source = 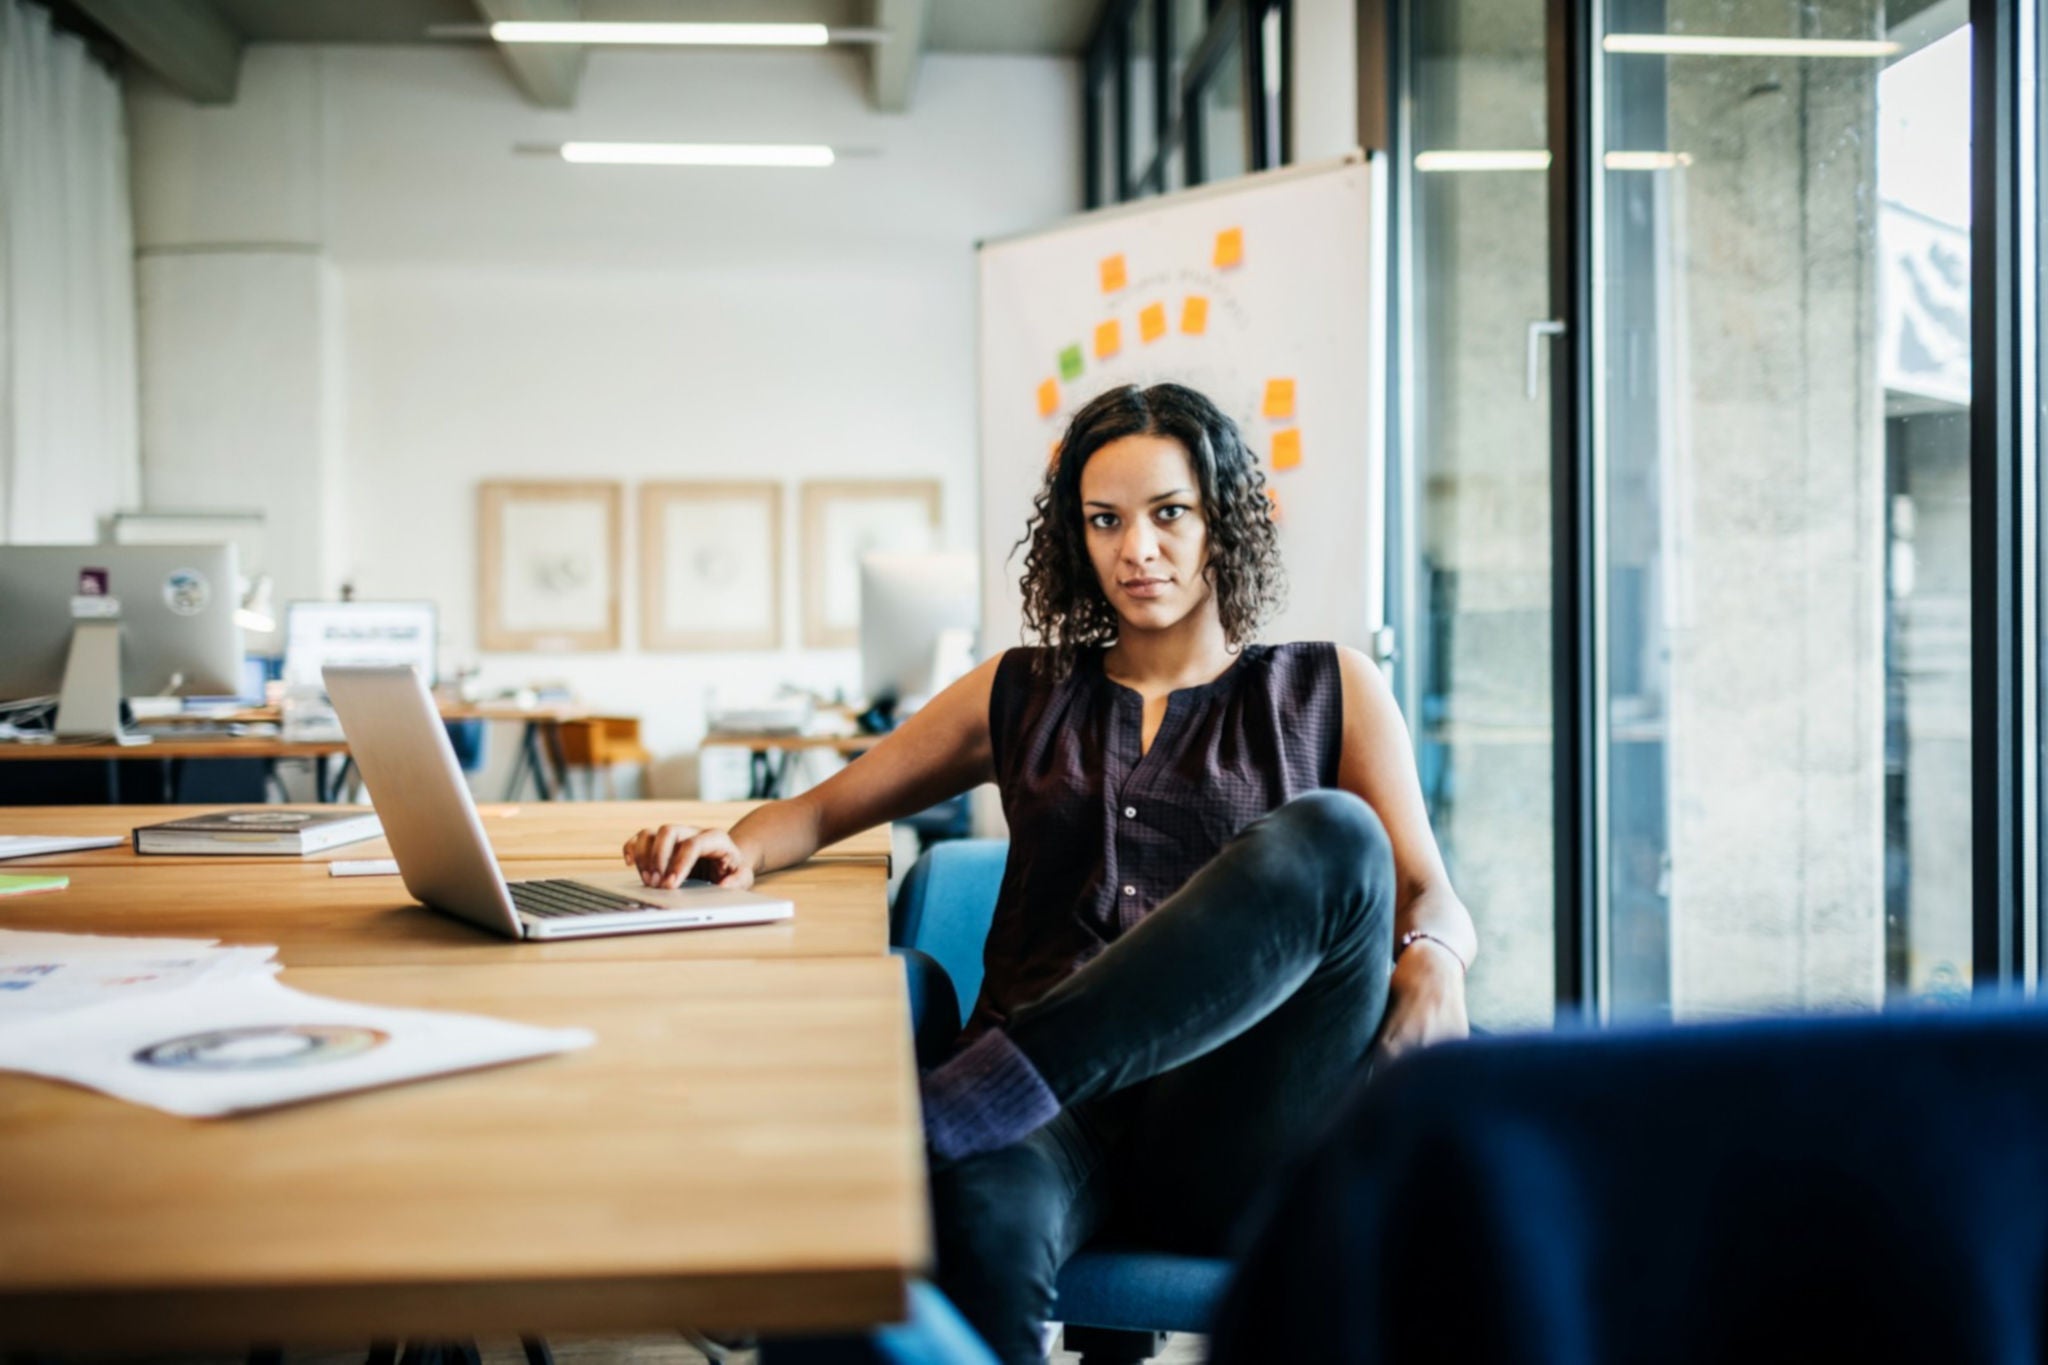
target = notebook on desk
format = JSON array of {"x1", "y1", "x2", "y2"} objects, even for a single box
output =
[{"x1": 322, "y1": 665, "x2": 791, "y2": 941}]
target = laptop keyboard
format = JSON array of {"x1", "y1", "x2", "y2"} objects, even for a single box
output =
[{"x1": 510, "y1": 879, "x2": 660, "y2": 919}]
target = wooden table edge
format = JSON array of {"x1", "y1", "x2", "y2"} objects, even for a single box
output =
[{"x1": 0, "y1": 1266, "x2": 914, "y2": 1350}]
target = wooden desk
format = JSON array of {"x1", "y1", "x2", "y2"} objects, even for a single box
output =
[
  {"x1": 0, "y1": 802, "x2": 892, "y2": 869},
  {"x1": 0, "y1": 858, "x2": 894, "y2": 963},
  {"x1": 0, "y1": 738, "x2": 349, "y2": 760},
  {"x1": 0, "y1": 958, "x2": 926, "y2": 1349}
]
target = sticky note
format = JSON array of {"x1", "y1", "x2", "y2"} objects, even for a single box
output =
[
  {"x1": 1037, "y1": 378, "x2": 1060, "y2": 418},
  {"x1": 1271, "y1": 428, "x2": 1302, "y2": 471},
  {"x1": 1059, "y1": 345, "x2": 1085, "y2": 381},
  {"x1": 1265, "y1": 486, "x2": 1283, "y2": 521},
  {"x1": 1100, "y1": 253, "x2": 1128, "y2": 293},
  {"x1": 1181, "y1": 295, "x2": 1209, "y2": 335},
  {"x1": 1263, "y1": 378, "x2": 1296, "y2": 420},
  {"x1": 1139, "y1": 301, "x2": 1167, "y2": 344},
  {"x1": 1049, "y1": 440, "x2": 1063, "y2": 466},
  {"x1": 1214, "y1": 227, "x2": 1244, "y2": 268},
  {"x1": 1094, "y1": 319, "x2": 1122, "y2": 360}
]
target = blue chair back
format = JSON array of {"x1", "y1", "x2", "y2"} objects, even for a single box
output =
[{"x1": 890, "y1": 838, "x2": 1008, "y2": 1034}]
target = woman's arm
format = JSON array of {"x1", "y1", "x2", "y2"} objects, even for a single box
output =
[
  {"x1": 1333, "y1": 645, "x2": 1477, "y2": 1057},
  {"x1": 626, "y1": 652, "x2": 1005, "y2": 888}
]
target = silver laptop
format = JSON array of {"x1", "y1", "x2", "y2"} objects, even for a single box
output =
[{"x1": 322, "y1": 665, "x2": 793, "y2": 940}]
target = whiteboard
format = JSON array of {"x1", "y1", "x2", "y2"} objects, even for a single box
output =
[{"x1": 977, "y1": 153, "x2": 1386, "y2": 656}]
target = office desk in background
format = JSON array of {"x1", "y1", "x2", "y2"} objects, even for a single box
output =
[
  {"x1": 0, "y1": 801, "x2": 924, "y2": 1350},
  {"x1": 0, "y1": 700, "x2": 609, "y2": 804},
  {"x1": 705, "y1": 730, "x2": 878, "y2": 800}
]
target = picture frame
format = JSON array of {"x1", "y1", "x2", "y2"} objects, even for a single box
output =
[
  {"x1": 477, "y1": 480, "x2": 623, "y2": 652},
  {"x1": 639, "y1": 481, "x2": 783, "y2": 652},
  {"x1": 800, "y1": 479, "x2": 942, "y2": 649}
]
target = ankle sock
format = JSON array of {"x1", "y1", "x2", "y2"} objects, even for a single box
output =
[{"x1": 921, "y1": 1029, "x2": 1059, "y2": 1162}]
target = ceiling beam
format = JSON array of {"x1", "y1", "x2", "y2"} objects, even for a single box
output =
[
  {"x1": 68, "y1": 0, "x2": 242, "y2": 104},
  {"x1": 869, "y1": 0, "x2": 930, "y2": 113},
  {"x1": 473, "y1": 0, "x2": 585, "y2": 109}
]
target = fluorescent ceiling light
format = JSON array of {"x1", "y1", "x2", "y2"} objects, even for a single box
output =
[
  {"x1": 1604, "y1": 34, "x2": 1902, "y2": 58},
  {"x1": 1413, "y1": 150, "x2": 1551, "y2": 173},
  {"x1": 559, "y1": 141, "x2": 836, "y2": 168},
  {"x1": 1604, "y1": 150, "x2": 1694, "y2": 170},
  {"x1": 492, "y1": 21, "x2": 830, "y2": 46}
]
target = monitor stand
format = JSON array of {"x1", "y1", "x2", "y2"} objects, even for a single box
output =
[{"x1": 54, "y1": 621, "x2": 151, "y2": 745}]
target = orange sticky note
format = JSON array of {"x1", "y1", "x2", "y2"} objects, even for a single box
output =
[
  {"x1": 1262, "y1": 378, "x2": 1296, "y2": 420},
  {"x1": 1271, "y1": 428, "x2": 1302, "y2": 471},
  {"x1": 1180, "y1": 295, "x2": 1209, "y2": 335},
  {"x1": 1265, "y1": 486, "x2": 1283, "y2": 521},
  {"x1": 1037, "y1": 378, "x2": 1059, "y2": 418},
  {"x1": 1214, "y1": 227, "x2": 1244, "y2": 268},
  {"x1": 1100, "y1": 254, "x2": 1128, "y2": 293},
  {"x1": 1094, "y1": 318, "x2": 1122, "y2": 360},
  {"x1": 1138, "y1": 301, "x2": 1167, "y2": 343}
]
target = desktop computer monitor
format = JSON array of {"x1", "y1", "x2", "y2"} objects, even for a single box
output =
[
  {"x1": 860, "y1": 553, "x2": 979, "y2": 713},
  {"x1": 284, "y1": 601, "x2": 438, "y2": 694},
  {"x1": 0, "y1": 543, "x2": 244, "y2": 702}
]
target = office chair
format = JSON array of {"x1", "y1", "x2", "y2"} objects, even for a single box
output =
[
  {"x1": 891, "y1": 839, "x2": 1233, "y2": 1365},
  {"x1": 1208, "y1": 1004, "x2": 2048, "y2": 1364}
]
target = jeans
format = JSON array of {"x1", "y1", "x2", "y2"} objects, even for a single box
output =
[{"x1": 930, "y1": 790, "x2": 1398, "y2": 1365}]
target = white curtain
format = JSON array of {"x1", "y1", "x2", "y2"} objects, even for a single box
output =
[{"x1": 0, "y1": 0, "x2": 139, "y2": 543}]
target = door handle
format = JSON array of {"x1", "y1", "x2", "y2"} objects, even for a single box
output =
[{"x1": 1526, "y1": 319, "x2": 1566, "y2": 400}]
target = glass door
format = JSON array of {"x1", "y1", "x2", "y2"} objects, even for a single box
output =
[{"x1": 1582, "y1": 0, "x2": 1975, "y2": 1020}]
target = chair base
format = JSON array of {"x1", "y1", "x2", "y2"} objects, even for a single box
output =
[{"x1": 1059, "y1": 1325, "x2": 1169, "y2": 1364}]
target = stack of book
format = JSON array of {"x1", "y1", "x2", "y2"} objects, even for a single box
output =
[{"x1": 133, "y1": 810, "x2": 382, "y2": 857}]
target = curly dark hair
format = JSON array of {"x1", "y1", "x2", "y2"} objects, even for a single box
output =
[{"x1": 1015, "y1": 382, "x2": 1284, "y2": 680}]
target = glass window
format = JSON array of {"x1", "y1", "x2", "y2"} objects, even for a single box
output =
[
  {"x1": 1196, "y1": 28, "x2": 1248, "y2": 183},
  {"x1": 1128, "y1": 0, "x2": 1160, "y2": 193},
  {"x1": 1093, "y1": 44, "x2": 1122, "y2": 206},
  {"x1": 1172, "y1": 0, "x2": 1210, "y2": 85},
  {"x1": 1400, "y1": 0, "x2": 1554, "y2": 1032},
  {"x1": 1597, "y1": 5, "x2": 1972, "y2": 1019}
]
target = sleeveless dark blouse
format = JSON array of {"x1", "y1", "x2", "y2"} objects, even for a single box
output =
[{"x1": 969, "y1": 641, "x2": 1344, "y2": 1039}]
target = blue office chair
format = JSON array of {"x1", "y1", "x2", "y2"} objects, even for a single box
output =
[{"x1": 891, "y1": 839, "x2": 1233, "y2": 1365}]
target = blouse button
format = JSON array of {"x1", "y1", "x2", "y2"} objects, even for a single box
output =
[
  {"x1": 1123, "y1": 885, "x2": 1137, "y2": 897},
  {"x1": 1123, "y1": 806, "x2": 1137, "y2": 819}
]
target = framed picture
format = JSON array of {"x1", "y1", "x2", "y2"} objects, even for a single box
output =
[
  {"x1": 800, "y1": 479, "x2": 942, "y2": 649},
  {"x1": 639, "y1": 481, "x2": 782, "y2": 651},
  {"x1": 477, "y1": 480, "x2": 622, "y2": 652}
]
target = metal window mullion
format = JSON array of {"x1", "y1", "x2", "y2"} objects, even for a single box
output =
[
  {"x1": 1548, "y1": 0, "x2": 1605, "y2": 1023},
  {"x1": 1972, "y1": 0, "x2": 2034, "y2": 993}
]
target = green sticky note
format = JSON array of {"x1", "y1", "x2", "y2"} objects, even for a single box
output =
[
  {"x1": 0, "y1": 874, "x2": 67, "y2": 897},
  {"x1": 1059, "y1": 345, "x2": 1084, "y2": 382}
]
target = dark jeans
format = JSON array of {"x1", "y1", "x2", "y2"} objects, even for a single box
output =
[{"x1": 930, "y1": 790, "x2": 1398, "y2": 1365}]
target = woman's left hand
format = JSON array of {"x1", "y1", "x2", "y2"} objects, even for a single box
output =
[{"x1": 1373, "y1": 940, "x2": 1470, "y2": 1065}]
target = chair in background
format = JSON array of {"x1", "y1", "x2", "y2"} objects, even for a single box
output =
[
  {"x1": 890, "y1": 839, "x2": 1233, "y2": 1365},
  {"x1": 1208, "y1": 1004, "x2": 2048, "y2": 1364},
  {"x1": 555, "y1": 715, "x2": 650, "y2": 799}
]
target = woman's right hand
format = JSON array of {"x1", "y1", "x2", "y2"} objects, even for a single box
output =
[{"x1": 623, "y1": 824, "x2": 756, "y2": 890}]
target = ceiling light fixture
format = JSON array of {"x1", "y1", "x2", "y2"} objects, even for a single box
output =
[
  {"x1": 556, "y1": 141, "x2": 837, "y2": 168},
  {"x1": 1413, "y1": 150, "x2": 1551, "y2": 173},
  {"x1": 1604, "y1": 34, "x2": 1901, "y2": 58},
  {"x1": 1604, "y1": 150, "x2": 1695, "y2": 170},
  {"x1": 489, "y1": 21, "x2": 836, "y2": 46}
]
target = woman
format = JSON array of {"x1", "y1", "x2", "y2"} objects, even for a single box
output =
[{"x1": 624, "y1": 383, "x2": 1474, "y2": 1363}]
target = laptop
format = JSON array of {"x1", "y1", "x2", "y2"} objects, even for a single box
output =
[{"x1": 322, "y1": 665, "x2": 793, "y2": 940}]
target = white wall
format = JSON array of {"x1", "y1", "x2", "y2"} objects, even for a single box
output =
[{"x1": 129, "y1": 43, "x2": 1080, "y2": 792}]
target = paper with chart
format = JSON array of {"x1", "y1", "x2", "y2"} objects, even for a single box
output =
[{"x1": 0, "y1": 929, "x2": 593, "y2": 1116}]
